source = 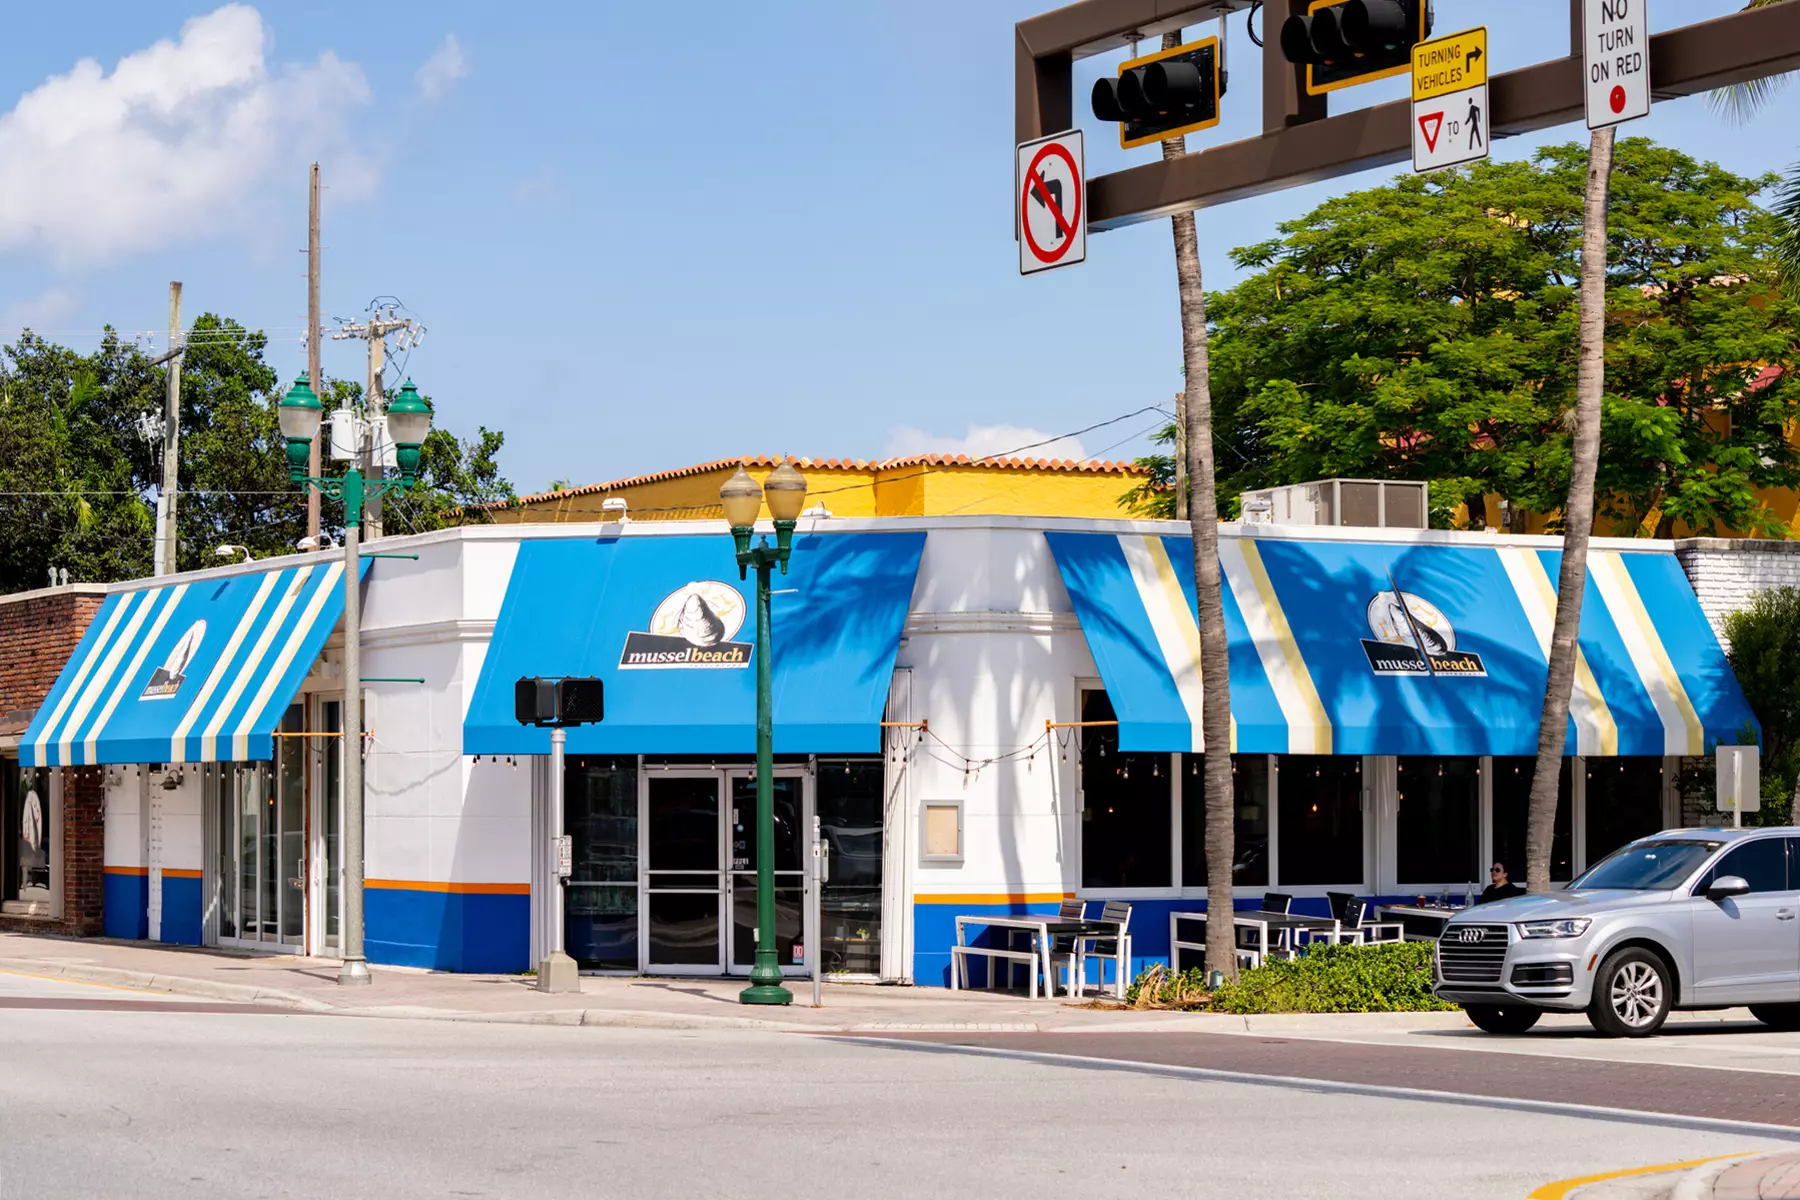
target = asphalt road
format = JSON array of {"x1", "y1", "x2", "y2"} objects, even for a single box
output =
[{"x1": 1, "y1": 970, "x2": 1796, "y2": 1200}]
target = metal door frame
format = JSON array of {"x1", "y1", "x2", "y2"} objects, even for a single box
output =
[
  {"x1": 210, "y1": 759, "x2": 306, "y2": 953},
  {"x1": 722, "y1": 765, "x2": 813, "y2": 978},
  {"x1": 639, "y1": 769, "x2": 728, "y2": 975}
]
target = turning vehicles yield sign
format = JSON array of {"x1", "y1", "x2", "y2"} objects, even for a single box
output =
[
  {"x1": 1411, "y1": 27, "x2": 1489, "y2": 174},
  {"x1": 1017, "y1": 129, "x2": 1085, "y2": 276}
]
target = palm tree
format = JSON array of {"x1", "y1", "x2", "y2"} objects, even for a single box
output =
[
  {"x1": 1158, "y1": 31, "x2": 1238, "y2": 976},
  {"x1": 1525, "y1": 127, "x2": 1616, "y2": 893},
  {"x1": 1714, "y1": 0, "x2": 1800, "y2": 292}
]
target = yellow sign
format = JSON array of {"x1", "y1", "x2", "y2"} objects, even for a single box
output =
[{"x1": 1412, "y1": 27, "x2": 1487, "y2": 103}]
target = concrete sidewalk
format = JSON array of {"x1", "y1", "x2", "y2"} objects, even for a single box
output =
[{"x1": 7, "y1": 931, "x2": 1448, "y2": 1033}]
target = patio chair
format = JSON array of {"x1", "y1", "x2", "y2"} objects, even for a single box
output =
[
  {"x1": 1243, "y1": 892, "x2": 1297, "y2": 959},
  {"x1": 1053, "y1": 900, "x2": 1133, "y2": 999},
  {"x1": 1318, "y1": 892, "x2": 1403, "y2": 945}
]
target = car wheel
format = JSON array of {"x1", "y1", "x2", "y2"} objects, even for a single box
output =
[
  {"x1": 1464, "y1": 1004, "x2": 1542, "y2": 1035},
  {"x1": 1587, "y1": 948, "x2": 1671, "y2": 1038},
  {"x1": 1749, "y1": 1003, "x2": 1800, "y2": 1031}
]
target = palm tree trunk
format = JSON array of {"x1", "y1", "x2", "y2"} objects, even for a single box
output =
[
  {"x1": 1159, "y1": 31, "x2": 1237, "y2": 978},
  {"x1": 1526, "y1": 126, "x2": 1615, "y2": 893}
]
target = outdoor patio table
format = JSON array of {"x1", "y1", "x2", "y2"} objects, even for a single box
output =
[
  {"x1": 950, "y1": 915, "x2": 1113, "y2": 997},
  {"x1": 1376, "y1": 905, "x2": 1465, "y2": 941},
  {"x1": 1233, "y1": 912, "x2": 1341, "y2": 961}
]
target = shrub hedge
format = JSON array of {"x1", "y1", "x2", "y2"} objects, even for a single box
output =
[{"x1": 1126, "y1": 941, "x2": 1455, "y2": 1014}]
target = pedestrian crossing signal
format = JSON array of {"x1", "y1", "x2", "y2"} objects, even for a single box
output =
[
  {"x1": 1281, "y1": 0, "x2": 1430, "y2": 96},
  {"x1": 1091, "y1": 36, "x2": 1225, "y2": 150}
]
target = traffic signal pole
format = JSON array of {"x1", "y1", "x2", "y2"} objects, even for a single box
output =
[{"x1": 1017, "y1": 1, "x2": 1800, "y2": 231}]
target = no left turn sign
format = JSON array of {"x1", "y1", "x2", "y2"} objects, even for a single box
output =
[{"x1": 1017, "y1": 129, "x2": 1085, "y2": 276}]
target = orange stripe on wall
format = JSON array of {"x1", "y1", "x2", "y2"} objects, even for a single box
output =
[
  {"x1": 162, "y1": 868, "x2": 202, "y2": 879},
  {"x1": 916, "y1": 892, "x2": 1072, "y2": 906},
  {"x1": 104, "y1": 865, "x2": 148, "y2": 876},
  {"x1": 364, "y1": 879, "x2": 531, "y2": 895}
]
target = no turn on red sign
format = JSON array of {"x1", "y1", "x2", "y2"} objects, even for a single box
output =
[
  {"x1": 1584, "y1": 0, "x2": 1651, "y2": 129},
  {"x1": 1017, "y1": 129, "x2": 1085, "y2": 276}
]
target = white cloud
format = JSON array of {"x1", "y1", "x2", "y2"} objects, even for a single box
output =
[
  {"x1": 884, "y1": 423, "x2": 1089, "y2": 462},
  {"x1": 510, "y1": 167, "x2": 565, "y2": 209},
  {"x1": 415, "y1": 34, "x2": 467, "y2": 103},
  {"x1": 0, "y1": 5, "x2": 372, "y2": 263},
  {"x1": 0, "y1": 287, "x2": 79, "y2": 332}
]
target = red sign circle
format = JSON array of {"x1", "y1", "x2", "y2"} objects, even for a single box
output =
[
  {"x1": 1021, "y1": 142, "x2": 1082, "y2": 265},
  {"x1": 1609, "y1": 84, "x2": 1626, "y2": 114}
]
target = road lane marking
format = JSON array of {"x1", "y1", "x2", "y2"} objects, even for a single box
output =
[
  {"x1": 0, "y1": 969, "x2": 167, "y2": 996},
  {"x1": 1526, "y1": 1152, "x2": 1755, "y2": 1199},
  {"x1": 838, "y1": 1037, "x2": 1800, "y2": 1141}
]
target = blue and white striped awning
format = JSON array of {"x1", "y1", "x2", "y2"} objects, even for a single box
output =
[
  {"x1": 20, "y1": 561, "x2": 366, "y2": 766},
  {"x1": 1046, "y1": 530, "x2": 1758, "y2": 758}
]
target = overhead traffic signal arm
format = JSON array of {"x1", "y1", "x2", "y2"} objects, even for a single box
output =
[{"x1": 1281, "y1": 0, "x2": 1429, "y2": 95}]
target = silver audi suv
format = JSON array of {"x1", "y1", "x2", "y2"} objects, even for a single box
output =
[{"x1": 1435, "y1": 828, "x2": 1800, "y2": 1037}]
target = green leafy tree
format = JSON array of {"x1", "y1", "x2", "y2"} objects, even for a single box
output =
[
  {"x1": 0, "y1": 332, "x2": 161, "y2": 590},
  {"x1": 1127, "y1": 139, "x2": 1800, "y2": 537},
  {"x1": 0, "y1": 321, "x2": 515, "y2": 591},
  {"x1": 1724, "y1": 586, "x2": 1800, "y2": 824}
]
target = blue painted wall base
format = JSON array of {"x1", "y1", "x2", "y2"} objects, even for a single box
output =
[{"x1": 366, "y1": 888, "x2": 530, "y2": 974}]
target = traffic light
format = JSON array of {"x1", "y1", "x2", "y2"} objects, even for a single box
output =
[
  {"x1": 1091, "y1": 36, "x2": 1225, "y2": 150},
  {"x1": 1280, "y1": 0, "x2": 1430, "y2": 95},
  {"x1": 515, "y1": 676, "x2": 605, "y2": 727}
]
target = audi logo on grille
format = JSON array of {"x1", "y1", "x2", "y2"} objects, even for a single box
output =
[{"x1": 1455, "y1": 927, "x2": 1486, "y2": 943}]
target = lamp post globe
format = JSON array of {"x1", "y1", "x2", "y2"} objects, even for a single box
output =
[
  {"x1": 719, "y1": 465, "x2": 764, "y2": 530},
  {"x1": 384, "y1": 378, "x2": 433, "y2": 484},
  {"x1": 279, "y1": 373, "x2": 324, "y2": 480},
  {"x1": 763, "y1": 460, "x2": 808, "y2": 522}
]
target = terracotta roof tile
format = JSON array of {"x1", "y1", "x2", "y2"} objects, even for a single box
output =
[{"x1": 498, "y1": 452, "x2": 1146, "y2": 508}]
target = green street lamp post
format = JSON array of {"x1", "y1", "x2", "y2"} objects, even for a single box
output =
[
  {"x1": 719, "y1": 460, "x2": 807, "y2": 1005},
  {"x1": 278, "y1": 373, "x2": 432, "y2": 986}
]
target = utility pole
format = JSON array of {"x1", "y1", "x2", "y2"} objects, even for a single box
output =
[
  {"x1": 332, "y1": 308, "x2": 422, "y2": 541},
  {"x1": 306, "y1": 165, "x2": 322, "y2": 550},
  {"x1": 155, "y1": 282, "x2": 183, "y2": 575}
]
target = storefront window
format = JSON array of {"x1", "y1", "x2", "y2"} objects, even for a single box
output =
[
  {"x1": 1584, "y1": 757, "x2": 1668, "y2": 866},
  {"x1": 1079, "y1": 690, "x2": 1171, "y2": 889},
  {"x1": 565, "y1": 756, "x2": 638, "y2": 970},
  {"x1": 1276, "y1": 756, "x2": 1364, "y2": 886},
  {"x1": 816, "y1": 758, "x2": 884, "y2": 975},
  {"x1": 3, "y1": 761, "x2": 50, "y2": 908},
  {"x1": 1181, "y1": 755, "x2": 1270, "y2": 888},
  {"x1": 1490, "y1": 757, "x2": 1573, "y2": 883},
  {"x1": 1396, "y1": 757, "x2": 1480, "y2": 887}
]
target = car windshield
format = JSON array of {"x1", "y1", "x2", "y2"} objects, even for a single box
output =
[{"x1": 1568, "y1": 839, "x2": 1722, "y2": 891}]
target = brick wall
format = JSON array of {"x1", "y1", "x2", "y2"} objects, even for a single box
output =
[
  {"x1": 1, "y1": 585, "x2": 108, "y2": 938},
  {"x1": 1674, "y1": 538, "x2": 1800, "y2": 650},
  {"x1": 0, "y1": 585, "x2": 107, "y2": 729}
]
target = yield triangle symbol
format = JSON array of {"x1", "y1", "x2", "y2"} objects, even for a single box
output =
[{"x1": 1418, "y1": 112, "x2": 1443, "y2": 152}]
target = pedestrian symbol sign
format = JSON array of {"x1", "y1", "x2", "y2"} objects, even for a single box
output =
[
  {"x1": 1016, "y1": 129, "x2": 1086, "y2": 276},
  {"x1": 1411, "y1": 27, "x2": 1489, "y2": 174}
]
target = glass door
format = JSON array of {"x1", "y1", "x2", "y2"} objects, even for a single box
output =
[
  {"x1": 211, "y1": 705, "x2": 308, "y2": 950},
  {"x1": 641, "y1": 774, "x2": 724, "y2": 973},
  {"x1": 726, "y1": 769, "x2": 810, "y2": 977},
  {"x1": 312, "y1": 698, "x2": 343, "y2": 955}
]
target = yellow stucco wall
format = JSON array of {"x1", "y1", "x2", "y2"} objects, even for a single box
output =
[{"x1": 484, "y1": 459, "x2": 1147, "y2": 523}]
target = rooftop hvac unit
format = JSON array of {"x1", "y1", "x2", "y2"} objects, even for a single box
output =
[{"x1": 1238, "y1": 478, "x2": 1428, "y2": 530}]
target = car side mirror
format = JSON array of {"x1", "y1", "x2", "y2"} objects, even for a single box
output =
[{"x1": 1707, "y1": 875, "x2": 1751, "y2": 901}]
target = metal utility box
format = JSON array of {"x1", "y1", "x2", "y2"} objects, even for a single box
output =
[{"x1": 1238, "y1": 478, "x2": 1428, "y2": 530}]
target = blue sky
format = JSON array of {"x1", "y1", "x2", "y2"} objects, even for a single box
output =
[{"x1": 0, "y1": 1, "x2": 1794, "y2": 496}]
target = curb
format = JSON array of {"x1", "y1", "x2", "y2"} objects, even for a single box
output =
[
  {"x1": 0, "y1": 958, "x2": 1041, "y2": 1033},
  {"x1": 1670, "y1": 1153, "x2": 1774, "y2": 1200},
  {"x1": 0, "y1": 957, "x2": 331, "y2": 1012}
]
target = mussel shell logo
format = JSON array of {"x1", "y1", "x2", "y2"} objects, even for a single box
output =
[
  {"x1": 1366, "y1": 591, "x2": 1455, "y2": 655},
  {"x1": 649, "y1": 582, "x2": 746, "y2": 648},
  {"x1": 621, "y1": 581, "x2": 753, "y2": 669},
  {"x1": 142, "y1": 619, "x2": 206, "y2": 699}
]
